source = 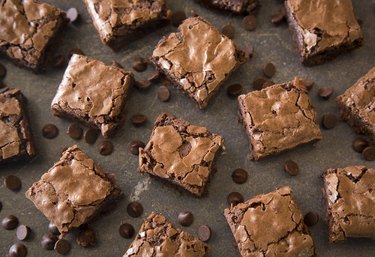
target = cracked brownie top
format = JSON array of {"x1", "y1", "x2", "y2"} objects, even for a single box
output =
[
  {"x1": 323, "y1": 166, "x2": 375, "y2": 242},
  {"x1": 224, "y1": 186, "x2": 315, "y2": 257},
  {"x1": 198, "y1": 0, "x2": 257, "y2": 14}
]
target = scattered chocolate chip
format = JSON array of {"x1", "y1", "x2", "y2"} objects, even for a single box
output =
[
  {"x1": 321, "y1": 113, "x2": 337, "y2": 129},
  {"x1": 263, "y1": 63, "x2": 276, "y2": 78},
  {"x1": 131, "y1": 114, "x2": 147, "y2": 126},
  {"x1": 68, "y1": 48, "x2": 84, "y2": 58},
  {"x1": 227, "y1": 84, "x2": 243, "y2": 97},
  {"x1": 52, "y1": 54, "x2": 66, "y2": 68},
  {"x1": 245, "y1": 45, "x2": 254, "y2": 60},
  {"x1": 42, "y1": 124, "x2": 59, "y2": 139},
  {"x1": 231, "y1": 168, "x2": 248, "y2": 184},
  {"x1": 135, "y1": 79, "x2": 152, "y2": 90},
  {"x1": 227, "y1": 192, "x2": 244, "y2": 206},
  {"x1": 221, "y1": 24, "x2": 235, "y2": 39},
  {"x1": 48, "y1": 223, "x2": 60, "y2": 235},
  {"x1": 0, "y1": 63, "x2": 6, "y2": 79},
  {"x1": 318, "y1": 86, "x2": 334, "y2": 99},
  {"x1": 5, "y1": 175, "x2": 22, "y2": 191},
  {"x1": 119, "y1": 223, "x2": 135, "y2": 239},
  {"x1": 253, "y1": 78, "x2": 267, "y2": 90},
  {"x1": 271, "y1": 6, "x2": 286, "y2": 25},
  {"x1": 301, "y1": 79, "x2": 314, "y2": 91},
  {"x1": 262, "y1": 80, "x2": 274, "y2": 88},
  {"x1": 76, "y1": 228, "x2": 97, "y2": 247},
  {"x1": 148, "y1": 71, "x2": 161, "y2": 82},
  {"x1": 247, "y1": 1, "x2": 258, "y2": 12},
  {"x1": 84, "y1": 128, "x2": 99, "y2": 145},
  {"x1": 362, "y1": 146, "x2": 375, "y2": 161},
  {"x1": 171, "y1": 10, "x2": 186, "y2": 27},
  {"x1": 0, "y1": 201, "x2": 2, "y2": 212},
  {"x1": 129, "y1": 140, "x2": 145, "y2": 155},
  {"x1": 55, "y1": 239, "x2": 71, "y2": 255},
  {"x1": 9, "y1": 243, "x2": 27, "y2": 257},
  {"x1": 242, "y1": 15, "x2": 257, "y2": 31},
  {"x1": 112, "y1": 61, "x2": 123, "y2": 69},
  {"x1": 2, "y1": 215, "x2": 19, "y2": 230},
  {"x1": 284, "y1": 160, "x2": 299, "y2": 176},
  {"x1": 98, "y1": 140, "x2": 114, "y2": 156},
  {"x1": 157, "y1": 85, "x2": 171, "y2": 102},
  {"x1": 352, "y1": 138, "x2": 369, "y2": 153},
  {"x1": 67, "y1": 123, "x2": 83, "y2": 140},
  {"x1": 304, "y1": 212, "x2": 319, "y2": 227},
  {"x1": 132, "y1": 57, "x2": 148, "y2": 72},
  {"x1": 0, "y1": 80, "x2": 6, "y2": 88},
  {"x1": 178, "y1": 211, "x2": 194, "y2": 227},
  {"x1": 127, "y1": 201, "x2": 144, "y2": 218},
  {"x1": 66, "y1": 7, "x2": 79, "y2": 23},
  {"x1": 16, "y1": 225, "x2": 31, "y2": 241},
  {"x1": 197, "y1": 225, "x2": 211, "y2": 242},
  {"x1": 189, "y1": 9, "x2": 198, "y2": 17},
  {"x1": 41, "y1": 233, "x2": 58, "y2": 250}
]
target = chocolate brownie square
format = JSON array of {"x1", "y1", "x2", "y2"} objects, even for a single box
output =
[
  {"x1": 51, "y1": 54, "x2": 133, "y2": 138},
  {"x1": 0, "y1": 0, "x2": 67, "y2": 71},
  {"x1": 284, "y1": 0, "x2": 363, "y2": 65},
  {"x1": 224, "y1": 186, "x2": 315, "y2": 257},
  {"x1": 336, "y1": 67, "x2": 375, "y2": 142},
  {"x1": 151, "y1": 16, "x2": 247, "y2": 109},
  {"x1": 0, "y1": 88, "x2": 36, "y2": 164},
  {"x1": 197, "y1": 0, "x2": 258, "y2": 14},
  {"x1": 139, "y1": 113, "x2": 224, "y2": 196},
  {"x1": 26, "y1": 145, "x2": 122, "y2": 234},
  {"x1": 83, "y1": 0, "x2": 170, "y2": 50},
  {"x1": 123, "y1": 212, "x2": 207, "y2": 257},
  {"x1": 323, "y1": 166, "x2": 375, "y2": 242},
  {"x1": 238, "y1": 78, "x2": 322, "y2": 160}
]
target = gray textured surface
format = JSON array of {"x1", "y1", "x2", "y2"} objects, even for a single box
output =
[{"x1": 1, "y1": 0, "x2": 375, "y2": 256}]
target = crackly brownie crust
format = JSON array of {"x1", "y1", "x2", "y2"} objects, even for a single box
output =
[
  {"x1": 139, "y1": 113, "x2": 224, "y2": 197},
  {"x1": 123, "y1": 212, "x2": 207, "y2": 257},
  {"x1": 26, "y1": 145, "x2": 122, "y2": 234},
  {"x1": 151, "y1": 16, "x2": 247, "y2": 109},
  {"x1": 224, "y1": 186, "x2": 315, "y2": 257},
  {"x1": 51, "y1": 54, "x2": 133, "y2": 138},
  {"x1": 0, "y1": 88, "x2": 36, "y2": 164},
  {"x1": 0, "y1": 0, "x2": 67, "y2": 71},
  {"x1": 323, "y1": 166, "x2": 375, "y2": 242},
  {"x1": 336, "y1": 67, "x2": 375, "y2": 142},
  {"x1": 197, "y1": 0, "x2": 258, "y2": 14},
  {"x1": 284, "y1": 0, "x2": 363, "y2": 66},
  {"x1": 83, "y1": 0, "x2": 170, "y2": 50},
  {"x1": 238, "y1": 78, "x2": 322, "y2": 160}
]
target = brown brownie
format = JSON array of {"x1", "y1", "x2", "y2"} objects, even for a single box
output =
[
  {"x1": 139, "y1": 113, "x2": 224, "y2": 197},
  {"x1": 123, "y1": 212, "x2": 207, "y2": 257},
  {"x1": 224, "y1": 186, "x2": 315, "y2": 257},
  {"x1": 25, "y1": 145, "x2": 122, "y2": 234},
  {"x1": 284, "y1": 0, "x2": 363, "y2": 66},
  {"x1": 150, "y1": 16, "x2": 247, "y2": 109},
  {"x1": 323, "y1": 166, "x2": 375, "y2": 242},
  {"x1": 51, "y1": 54, "x2": 133, "y2": 138},
  {"x1": 336, "y1": 67, "x2": 375, "y2": 142},
  {"x1": 197, "y1": 0, "x2": 257, "y2": 14},
  {"x1": 83, "y1": 0, "x2": 170, "y2": 50},
  {"x1": 0, "y1": 0, "x2": 67, "y2": 71},
  {"x1": 238, "y1": 78, "x2": 322, "y2": 160},
  {"x1": 0, "y1": 88, "x2": 36, "y2": 164}
]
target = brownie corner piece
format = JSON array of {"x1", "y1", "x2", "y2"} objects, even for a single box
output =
[
  {"x1": 124, "y1": 212, "x2": 207, "y2": 257},
  {"x1": 151, "y1": 16, "x2": 247, "y2": 109},
  {"x1": 139, "y1": 113, "x2": 224, "y2": 196},
  {"x1": 224, "y1": 186, "x2": 315, "y2": 257},
  {"x1": 25, "y1": 145, "x2": 121, "y2": 234},
  {"x1": 51, "y1": 54, "x2": 133, "y2": 137},
  {"x1": 336, "y1": 66, "x2": 375, "y2": 142},
  {"x1": 323, "y1": 166, "x2": 375, "y2": 242},
  {"x1": 238, "y1": 78, "x2": 322, "y2": 160},
  {"x1": 0, "y1": 88, "x2": 36, "y2": 164},
  {"x1": 197, "y1": 0, "x2": 258, "y2": 14},
  {"x1": 284, "y1": 0, "x2": 363, "y2": 65}
]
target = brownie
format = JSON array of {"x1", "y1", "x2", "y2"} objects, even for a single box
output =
[
  {"x1": 0, "y1": 88, "x2": 36, "y2": 164},
  {"x1": 123, "y1": 212, "x2": 207, "y2": 257},
  {"x1": 238, "y1": 78, "x2": 322, "y2": 160},
  {"x1": 83, "y1": 0, "x2": 170, "y2": 50},
  {"x1": 151, "y1": 16, "x2": 247, "y2": 109},
  {"x1": 224, "y1": 186, "x2": 315, "y2": 257},
  {"x1": 25, "y1": 145, "x2": 122, "y2": 234},
  {"x1": 51, "y1": 54, "x2": 133, "y2": 138},
  {"x1": 336, "y1": 67, "x2": 375, "y2": 142},
  {"x1": 139, "y1": 113, "x2": 224, "y2": 197},
  {"x1": 284, "y1": 0, "x2": 363, "y2": 66},
  {"x1": 323, "y1": 166, "x2": 375, "y2": 242},
  {"x1": 197, "y1": 0, "x2": 258, "y2": 14},
  {"x1": 0, "y1": 0, "x2": 67, "y2": 71}
]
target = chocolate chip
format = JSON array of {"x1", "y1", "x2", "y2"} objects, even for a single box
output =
[
  {"x1": 129, "y1": 140, "x2": 145, "y2": 155},
  {"x1": 55, "y1": 239, "x2": 71, "y2": 255},
  {"x1": 321, "y1": 113, "x2": 337, "y2": 129},
  {"x1": 16, "y1": 225, "x2": 31, "y2": 241},
  {"x1": 52, "y1": 54, "x2": 66, "y2": 68},
  {"x1": 68, "y1": 48, "x2": 84, "y2": 58},
  {"x1": 66, "y1": 7, "x2": 79, "y2": 23},
  {"x1": 231, "y1": 169, "x2": 248, "y2": 184},
  {"x1": 0, "y1": 63, "x2": 6, "y2": 79},
  {"x1": 84, "y1": 128, "x2": 99, "y2": 145},
  {"x1": 0, "y1": 201, "x2": 2, "y2": 212},
  {"x1": 271, "y1": 6, "x2": 286, "y2": 25},
  {"x1": 42, "y1": 124, "x2": 59, "y2": 139},
  {"x1": 304, "y1": 212, "x2": 319, "y2": 227},
  {"x1": 227, "y1": 83, "x2": 243, "y2": 97},
  {"x1": 227, "y1": 192, "x2": 244, "y2": 206},
  {"x1": 5, "y1": 175, "x2": 22, "y2": 191},
  {"x1": 131, "y1": 114, "x2": 147, "y2": 127},
  {"x1": 245, "y1": 45, "x2": 254, "y2": 60},
  {"x1": 253, "y1": 78, "x2": 267, "y2": 90},
  {"x1": 98, "y1": 140, "x2": 114, "y2": 156},
  {"x1": 112, "y1": 61, "x2": 123, "y2": 69},
  {"x1": 197, "y1": 225, "x2": 211, "y2": 242},
  {"x1": 178, "y1": 211, "x2": 194, "y2": 227},
  {"x1": 362, "y1": 146, "x2": 375, "y2": 161},
  {"x1": 171, "y1": 10, "x2": 186, "y2": 27},
  {"x1": 67, "y1": 123, "x2": 83, "y2": 140},
  {"x1": 0, "y1": 80, "x2": 6, "y2": 88},
  {"x1": 148, "y1": 71, "x2": 161, "y2": 82},
  {"x1": 221, "y1": 24, "x2": 235, "y2": 39},
  {"x1": 284, "y1": 160, "x2": 299, "y2": 176},
  {"x1": 157, "y1": 85, "x2": 171, "y2": 102},
  {"x1": 135, "y1": 79, "x2": 152, "y2": 90},
  {"x1": 352, "y1": 138, "x2": 369, "y2": 153},
  {"x1": 2, "y1": 215, "x2": 19, "y2": 230},
  {"x1": 9, "y1": 243, "x2": 27, "y2": 257},
  {"x1": 119, "y1": 223, "x2": 135, "y2": 239},
  {"x1": 76, "y1": 228, "x2": 97, "y2": 247},
  {"x1": 48, "y1": 223, "x2": 60, "y2": 235},
  {"x1": 41, "y1": 233, "x2": 58, "y2": 250},
  {"x1": 263, "y1": 63, "x2": 276, "y2": 78},
  {"x1": 318, "y1": 86, "x2": 334, "y2": 99},
  {"x1": 262, "y1": 80, "x2": 274, "y2": 88},
  {"x1": 127, "y1": 201, "x2": 144, "y2": 218},
  {"x1": 179, "y1": 141, "x2": 192, "y2": 158},
  {"x1": 242, "y1": 15, "x2": 257, "y2": 31},
  {"x1": 132, "y1": 57, "x2": 148, "y2": 72}
]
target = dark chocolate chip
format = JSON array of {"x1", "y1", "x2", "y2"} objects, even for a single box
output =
[
  {"x1": 55, "y1": 239, "x2": 71, "y2": 255},
  {"x1": 242, "y1": 15, "x2": 257, "y2": 31},
  {"x1": 271, "y1": 6, "x2": 286, "y2": 25},
  {"x1": 119, "y1": 223, "x2": 135, "y2": 239},
  {"x1": 263, "y1": 63, "x2": 276, "y2": 78},
  {"x1": 41, "y1": 233, "x2": 58, "y2": 250},
  {"x1": 322, "y1": 113, "x2": 337, "y2": 129},
  {"x1": 157, "y1": 85, "x2": 171, "y2": 102},
  {"x1": 245, "y1": 45, "x2": 254, "y2": 60},
  {"x1": 0, "y1": 201, "x2": 2, "y2": 212},
  {"x1": 352, "y1": 138, "x2": 369, "y2": 153},
  {"x1": 301, "y1": 79, "x2": 314, "y2": 91},
  {"x1": 284, "y1": 160, "x2": 299, "y2": 176},
  {"x1": 2, "y1": 215, "x2": 19, "y2": 230},
  {"x1": 227, "y1": 84, "x2": 243, "y2": 97},
  {"x1": 197, "y1": 225, "x2": 211, "y2": 242},
  {"x1": 76, "y1": 228, "x2": 97, "y2": 248},
  {"x1": 148, "y1": 71, "x2": 161, "y2": 82},
  {"x1": 42, "y1": 124, "x2": 59, "y2": 139},
  {"x1": 262, "y1": 80, "x2": 274, "y2": 88},
  {"x1": 67, "y1": 123, "x2": 83, "y2": 140},
  {"x1": 0, "y1": 80, "x2": 6, "y2": 88},
  {"x1": 0, "y1": 63, "x2": 6, "y2": 79},
  {"x1": 231, "y1": 168, "x2": 248, "y2": 184},
  {"x1": 52, "y1": 55, "x2": 66, "y2": 68},
  {"x1": 178, "y1": 211, "x2": 194, "y2": 227},
  {"x1": 9, "y1": 243, "x2": 27, "y2": 257},
  {"x1": 129, "y1": 140, "x2": 145, "y2": 155},
  {"x1": 84, "y1": 128, "x2": 99, "y2": 145},
  {"x1": 135, "y1": 79, "x2": 152, "y2": 90},
  {"x1": 179, "y1": 141, "x2": 192, "y2": 158},
  {"x1": 5, "y1": 175, "x2": 22, "y2": 191},
  {"x1": 131, "y1": 114, "x2": 147, "y2": 127},
  {"x1": 16, "y1": 225, "x2": 31, "y2": 241},
  {"x1": 98, "y1": 140, "x2": 114, "y2": 156},
  {"x1": 363, "y1": 146, "x2": 375, "y2": 161},
  {"x1": 304, "y1": 212, "x2": 319, "y2": 227},
  {"x1": 171, "y1": 10, "x2": 186, "y2": 27},
  {"x1": 112, "y1": 61, "x2": 123, "y2": 69},
  {"x1": 227, "y1": 192, "x2": 244, "y2": 206},
  {"x1": 252, "y1": 78, "x2": 267, "y2": 90},
  {"x1": 318, "y1": 86, "x2": 334, "y2": 99},
  {"x1": 48, "y1": 223, "x2": 60, "y2": 235},
  {"x1": 127, "y1": 201, "x2": 144, "y2": 218},
  {"x1": 132, "y1": 57, "x2": 148, "y2": 72},
  {"x1": 221, "y1": 24, "x2": 235, "y2": 39},
  {"x1": 66, "y1": 7, "x2": 79, "y2": 23},
  {"x1": 68, "y1": 48, "x2": 84, "y2": 58}
]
